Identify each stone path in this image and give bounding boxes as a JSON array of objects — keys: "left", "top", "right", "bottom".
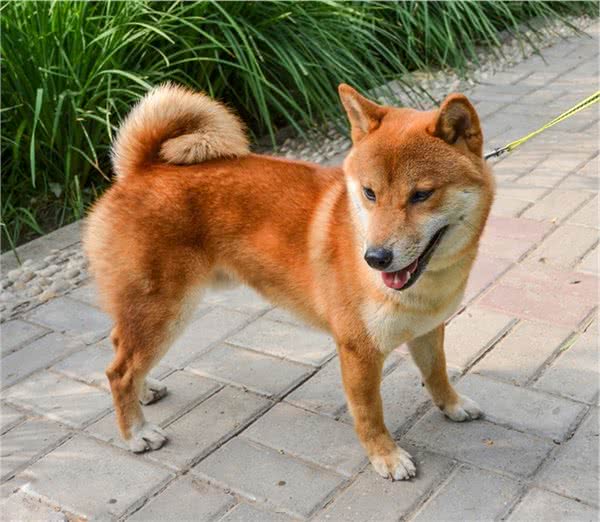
[{"left": 1, "top": 23, "right": 599, "bottom": 522}]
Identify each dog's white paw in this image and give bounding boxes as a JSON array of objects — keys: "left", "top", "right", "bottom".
[
  {"left": 139, "top": 377, "right": 168, "bottom": 405},
  {"left": 443, "top": 394, "right": 482, "bottom": 422},
  {"left": 128, "top": 423, "right": 168, "bottom": 453},
  {"left": 370, "top": 446, "right": 416, "bottom": 481}
]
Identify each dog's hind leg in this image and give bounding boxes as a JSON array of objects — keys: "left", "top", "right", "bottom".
[{"left": 106, "top": 287, "right": 201, "bottom": 452}]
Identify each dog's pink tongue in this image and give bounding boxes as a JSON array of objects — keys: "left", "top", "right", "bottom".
[{"left": 381, "top": 260, "right": 418, "bottom": 290}]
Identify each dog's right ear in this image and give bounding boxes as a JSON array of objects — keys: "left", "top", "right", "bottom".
[{"left": 338, "top": 84, "right": 386, "bottom": 143}]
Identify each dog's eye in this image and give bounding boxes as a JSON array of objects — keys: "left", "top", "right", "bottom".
[
  {"left": 410, "top": 190, "right": 434, "bottom": 204},
  {"left": 363, "top": 187, "right": 376, "bottom": 202}
]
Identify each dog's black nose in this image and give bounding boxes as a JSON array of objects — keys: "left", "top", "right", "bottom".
[{"left": 364, "top": 247, "right": 393, "bottom": 270}]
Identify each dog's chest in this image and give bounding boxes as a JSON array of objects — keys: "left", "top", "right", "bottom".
[{"left": 362, "top": 292, "right": 461, "bottom": 354}]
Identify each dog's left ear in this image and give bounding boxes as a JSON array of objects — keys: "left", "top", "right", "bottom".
[
  {"left": 430, "top": 94, "right": 483, "bottom": 156},
  {"left": 338, "top": 84, "right": 387, "bottom": 143}
]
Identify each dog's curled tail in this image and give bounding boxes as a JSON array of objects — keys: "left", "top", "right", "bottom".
[{"left": 112, "top": 83, "right": 249, "bottom": 178}]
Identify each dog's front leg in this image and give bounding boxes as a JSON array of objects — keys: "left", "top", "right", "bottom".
[
  {"left": 408, "top": 324, "right": 482, "bottom": 421},
  {"left": 339, "top": 341, "right": 416, "bottom": 480}
]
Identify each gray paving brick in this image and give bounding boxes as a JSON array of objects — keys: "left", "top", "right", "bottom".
[
  {"left": 524, "top": 224, "right": 598, "bottom": 270},
  {"left": 0, "top": 404, "right": 25, "bottom": 434},
  {"left": 411, "top": 466, "right": 520, "bottom": 522},
  {"left": 226, "top": 318, "right": 336, "bottom": 367},
  {"left": 444, "top": 307, "right": 516, "bottom": 370},
  {"left": 404, "top": 410, "right": 554, "bottom": 477},
  {"left": 508, "top": 487, "right": 598, "bottom": 522},
  {"left": 161, "top": 307, "right": 251, "bottom": 369},
  {"left": 578, "top": 245, "right": 599, "bottom": 275},
  {"left": 129, "top": 476, "right": 234, "bottom": 522},
  {"left": 5, "top": 371, "right": 112, "bottom": 428},
  {"left": 26, "top": 297, "right": 112, "bottom": 344},
  {"left": 243, "top": 402, "right": 365, "bottom": 477},
  {"left": 194, "top": 437, "right": 346, "bottom": 519},
  {"left": 219, "top": 503, "right": 296, "bottom": 522},
  {"left": 472, "top": 320, "right": 571, "bottom": 385},
  {"left": 187, "top": 344, "right": 312, "bottom": 398},
  {"left": 88, "top": 370, "right": 221, "bottom": 445},
  {"left": 2, "top": 332, "right": 84, "bottom": 389},
  {"left": 539, "top": 408, "right": 599, "bottom": 506},
  {"left": 285, "top": 357, "right": 346, "bottom": 418},
  {"left": 1, "top": 319, "right": 48, "bottom": 356},
  {"left": 557, "top": 173, "right": 599, "bottom": 192},
  {"left": 534, "top": 329, "right": 599, "bottom": 403},
  {"left": 456, "top": 374, "right": 585, "bottom": 441},
  {"left": 67, "top": 282, "right": 100, "bottom": 307},
  {"left": 1, "top": 490, "right": 70, "bottom": 522},
  {"left": 264, "top": 307, "right": 310, "bottom": 328},
  {"left": 490, "top": 196, "right": 531, "bottom": 218},
  {"left": 568, "top": 195, "right": 599, "bottom": 228},
  {"left": 495, "top": 185, "right": 548, "bottom": 202},
  {"left": 20, "top": 435, "right": 173, "bottom": 519},
  {"left": 204, "top": 286, "right": 272, "bottom": 313},
  {"left": 317, "top": 447, "right": 454, "bottom": 522},
  {"left": 0, "top": 418, "right": 69, "bottom": 481},
  {"left": 51, "top": 338, "right": 113, "bottom": 388},
  {"left": 147, "top": 386, "right": 270, "bottom": 470},
  {"left": 522, "top": 190, "right": 590, "bottom": 222}
]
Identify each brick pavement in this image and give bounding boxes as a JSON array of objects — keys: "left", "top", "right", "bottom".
[{"left": 1, "top": 23, "right": 599, "bottom": 521}]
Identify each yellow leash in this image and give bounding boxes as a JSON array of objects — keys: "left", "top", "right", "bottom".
[{"left": 484, "top": 90, "right": 600, "bottom": 160}]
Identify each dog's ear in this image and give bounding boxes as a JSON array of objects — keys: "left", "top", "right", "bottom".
[
  {"left": 338, "top": 84, "right": 386, "bottom": 143},
  {"left": 430, "top": 94, "right": 483, "bottom": 156}
]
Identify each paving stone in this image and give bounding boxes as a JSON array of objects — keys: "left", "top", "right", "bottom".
[
  {"left": 5, "top": 371, "right": 112, "bottom": 428},
  {"left": 162, "top": 307, "right": 251, "bottom": 368},
  {"left": 444, "top": 307, "right": 516, "bottom": 370},
  {"left": 522, "top": 190, "right": 591, "bottom": 222},
  {"left": 317, "top": 446, "right": 453, "bottom": 522},
  {"left": 26, "top": 297, "right": 111, "bottom": 344},
  {"left": 1, "top": 332, "right": 84, "bottom": 389},
  {"left": 557, "top": 173, "right": 599, "bottom": 192},
  {"left": 219, "top": 503, "right": 295, "bottom": 522},
  {"left": 479, "top": 215, "right": 552, "bottom": 262},
  {"left": 479, "top": 264, "right": 597, "bottom": 328},
  {"left": 568, "top": 195, "right": 598, "bottom": 228},
  {"left": 404, "top": 409, "right": 553, "bottom": 477},
  {"left": 89, "top": 370, "right": 222, "bottom": 446},
  {"left": 524, "top": 224, "right": 598, "bottom": 270},
  {"left": 51, "top": 338, "right": 113, "bottom": 388},
  {"left": 264, "top": 307, "right": 310, "bottom": 328},
  {"left": 456, "top": 374, "right": 585, "bottom": 441},
  {"left": 285, "top": 357, "right": 347, "bottom": 418},
  {"left": 1, "top": 490, "right": 70, "bottom": 522},
  {"left": 473, "top": 320, "right": 571, "bottom": 385},
  {"left": 1, "top": 319, "right": 48, "bottom": 356},
  {"left": 20, "top": 435, "right": 173, "bottom": 519},
  {"left": 411, "top": 465, "right": 520, "bottom": 522},
  {"left": 495, "top": 184, "right": 548, "bottom": 202},
  {"left": 243, "top": 402, "right": 365, "bottom": 477},
  {"left": 535, "top": 329, "right": 599, "bottom": 403},
  {"left": 67, "top": 282, "right": 100, "bottom": 307},
  {"left": 194, "top": 437, "right": 346, "bottom": 519},
  {"left": 226, "top": 318, "right": 336, "bottom": 366},
  {"left": 462, "top": 255, "right": 511, "bottom": 303},
  {"left": 0, "top": 404, "right": 25, "bottom": 433},
  {"left": 129, "top": 476, "right": 234, "bottom": 522},
  {"left": 147, "top": 386, "right": 270, "bottom": 470},
  {"left": 0, "top": 418, "right": 69, "bottom": 481},
  {"left": 204, "top": 286, "right": 272, "bottom": 313},
  {"left": 490, "top": 196, "right": 531, "bottom": 218},
  {"left": 187, "top": 344, "right": 312, "bottom": 398},
  {"left": 508, "top": 487, "right": 598, "bottom": 522},
  {"left": 578, "top": 245, "right": 598, "bottom": 275},
  {"left": 539, "top": 408, "right": 599, "bottom": 505}
]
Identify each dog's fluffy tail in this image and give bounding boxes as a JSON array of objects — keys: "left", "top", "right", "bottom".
[{"left": 112, "top": 83, "right": 249, "bottom": 178}]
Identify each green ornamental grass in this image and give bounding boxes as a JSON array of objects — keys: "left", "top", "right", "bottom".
[{"left": 1, "top": 1, "right": 596, "bottom": 249}]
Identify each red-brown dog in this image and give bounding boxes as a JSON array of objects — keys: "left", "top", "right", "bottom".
[{"left": 84, "top": 83, "right": 494, "bottom": 480}]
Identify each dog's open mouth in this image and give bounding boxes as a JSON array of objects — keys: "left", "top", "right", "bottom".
[{"left": 381, "top": 226, "right": 449, "bottom": 291}]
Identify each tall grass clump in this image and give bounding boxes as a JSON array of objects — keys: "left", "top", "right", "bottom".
[{"left": 1, "top": 1, "right": 596, "bottom": 249}]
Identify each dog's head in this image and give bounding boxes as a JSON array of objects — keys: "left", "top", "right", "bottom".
[{"left": 339, "top": 84, "right": 494, "bottom": 292}]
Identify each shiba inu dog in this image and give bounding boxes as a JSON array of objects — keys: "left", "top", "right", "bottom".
[{"left": 84, "top": 82, "right": 494, "bottom": 480}]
